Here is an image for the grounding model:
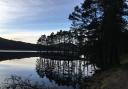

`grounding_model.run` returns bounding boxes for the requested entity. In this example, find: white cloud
[0,32,40,44]
[0,0,83,43]
[0,28,64,43]
[0,31,49,44]
[0,0,45,23]
[0,0,83,24]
